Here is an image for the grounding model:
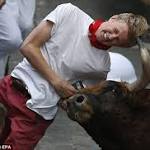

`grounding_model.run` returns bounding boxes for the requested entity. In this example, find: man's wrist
[49,76,62,87]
